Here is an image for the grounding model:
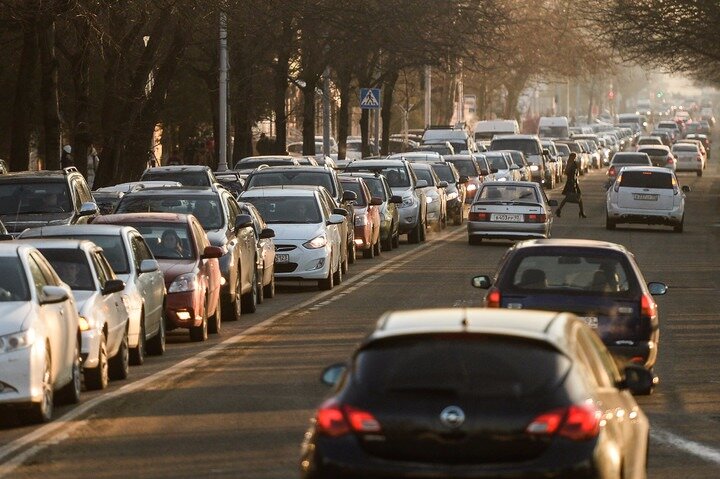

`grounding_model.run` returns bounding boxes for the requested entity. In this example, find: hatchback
[338,176,382,258]
[671,142,705,176]
[301,308,652,479]
[606,166,689,232]
[636,145,676,171]
[605,152,652,188]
